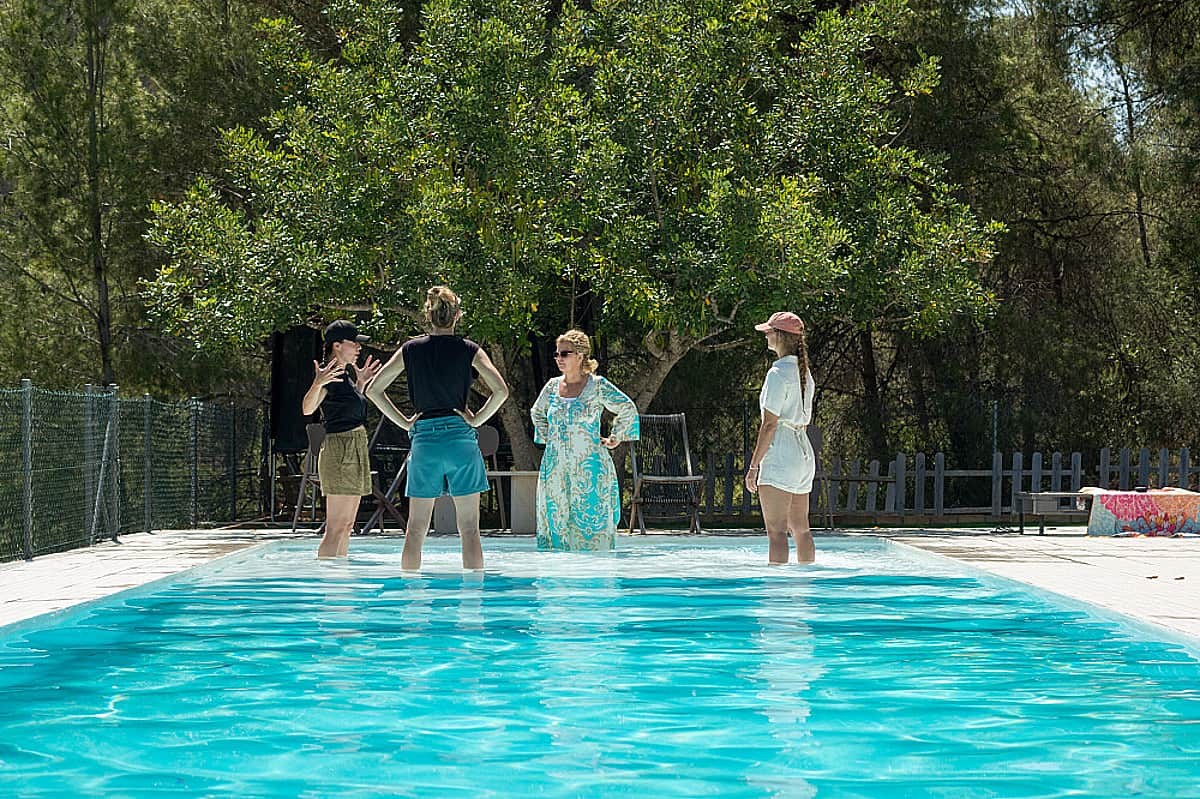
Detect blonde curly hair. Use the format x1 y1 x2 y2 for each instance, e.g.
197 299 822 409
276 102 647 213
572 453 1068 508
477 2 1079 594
558 329 599 374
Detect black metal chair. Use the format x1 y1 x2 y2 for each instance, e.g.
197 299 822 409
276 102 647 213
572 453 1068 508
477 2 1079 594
628 413 705 534
361 423 504 533
291 423 326 532
477 424 507 529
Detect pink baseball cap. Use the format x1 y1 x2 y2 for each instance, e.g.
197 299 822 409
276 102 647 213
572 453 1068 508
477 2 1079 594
754 311 805 334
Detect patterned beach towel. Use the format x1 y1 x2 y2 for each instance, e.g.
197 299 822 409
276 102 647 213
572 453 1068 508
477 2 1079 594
1085 488 1200 536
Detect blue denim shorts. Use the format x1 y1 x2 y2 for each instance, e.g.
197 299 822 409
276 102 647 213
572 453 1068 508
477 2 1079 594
405 415 490 498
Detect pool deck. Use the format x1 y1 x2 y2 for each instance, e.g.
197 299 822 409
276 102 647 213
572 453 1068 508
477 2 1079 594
2 527 1198 642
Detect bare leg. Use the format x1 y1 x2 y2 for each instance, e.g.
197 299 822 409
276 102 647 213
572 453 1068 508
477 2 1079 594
318 495 359 559
452 493 484 570
788 491 814 563
403 498 435 571
758 484 792 565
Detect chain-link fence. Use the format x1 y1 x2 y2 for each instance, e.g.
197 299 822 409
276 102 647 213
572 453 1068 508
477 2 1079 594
0 381 263 563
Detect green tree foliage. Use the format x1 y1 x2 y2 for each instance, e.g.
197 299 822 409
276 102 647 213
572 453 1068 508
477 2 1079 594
877 0 1200 465
0 0 273 393
146 0 998 465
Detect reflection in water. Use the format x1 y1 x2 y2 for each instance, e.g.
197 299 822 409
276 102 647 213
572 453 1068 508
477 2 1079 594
530 564 622 778
747 579 819 798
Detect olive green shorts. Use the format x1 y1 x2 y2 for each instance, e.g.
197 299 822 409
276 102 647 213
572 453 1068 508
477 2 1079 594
318 426 372 497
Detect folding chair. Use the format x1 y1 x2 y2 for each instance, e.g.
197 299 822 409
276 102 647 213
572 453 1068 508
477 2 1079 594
363 423 506 533
360 415 409 534
291 423 326 532
628 413 705 535
477 425 507 529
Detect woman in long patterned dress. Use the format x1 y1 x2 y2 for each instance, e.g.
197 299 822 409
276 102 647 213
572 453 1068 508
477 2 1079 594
531 330 640 551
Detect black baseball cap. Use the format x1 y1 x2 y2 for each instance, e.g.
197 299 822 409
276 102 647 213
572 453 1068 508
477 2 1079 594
323 320 370 347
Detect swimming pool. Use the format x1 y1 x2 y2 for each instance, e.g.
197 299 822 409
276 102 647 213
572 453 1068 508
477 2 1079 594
1 536 1198 798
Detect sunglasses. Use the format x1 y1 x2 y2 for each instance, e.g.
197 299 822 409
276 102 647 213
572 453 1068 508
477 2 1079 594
554 350 575 358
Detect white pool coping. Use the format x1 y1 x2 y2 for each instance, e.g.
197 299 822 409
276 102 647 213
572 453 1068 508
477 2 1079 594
2 527 1198 643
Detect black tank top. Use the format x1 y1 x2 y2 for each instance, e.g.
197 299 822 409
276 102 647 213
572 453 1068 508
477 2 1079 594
400 335 480 417
319 369 367 433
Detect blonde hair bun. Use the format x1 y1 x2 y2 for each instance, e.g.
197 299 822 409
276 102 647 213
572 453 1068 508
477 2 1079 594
424 285 461 329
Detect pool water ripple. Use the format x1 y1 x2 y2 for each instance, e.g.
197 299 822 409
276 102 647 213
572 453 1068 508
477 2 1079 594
1 537 1198 798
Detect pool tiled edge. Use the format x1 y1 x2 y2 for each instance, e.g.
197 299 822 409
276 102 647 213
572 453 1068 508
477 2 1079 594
3 528 1198 646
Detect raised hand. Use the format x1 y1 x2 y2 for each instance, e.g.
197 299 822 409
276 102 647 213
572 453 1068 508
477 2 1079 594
355 355 382 392
313 359 345 388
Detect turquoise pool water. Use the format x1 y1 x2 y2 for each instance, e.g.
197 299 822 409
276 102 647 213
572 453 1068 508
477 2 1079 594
1 537 1198 798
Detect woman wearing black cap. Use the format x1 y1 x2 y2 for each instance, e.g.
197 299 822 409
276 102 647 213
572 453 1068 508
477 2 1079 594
301 320 382 558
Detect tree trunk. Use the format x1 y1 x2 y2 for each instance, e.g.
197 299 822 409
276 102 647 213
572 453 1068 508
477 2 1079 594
859 326 888 460
491 341 541 470
625 329 694 412
86 3 114 386
1114 45 1152 272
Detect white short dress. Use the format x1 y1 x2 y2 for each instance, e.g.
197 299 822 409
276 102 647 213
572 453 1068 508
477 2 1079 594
757 356 816 495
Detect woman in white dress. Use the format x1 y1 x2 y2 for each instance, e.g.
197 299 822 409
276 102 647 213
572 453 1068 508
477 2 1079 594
744 312 816 564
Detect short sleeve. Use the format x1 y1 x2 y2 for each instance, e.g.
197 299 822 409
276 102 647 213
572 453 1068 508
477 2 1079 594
760 368 788 416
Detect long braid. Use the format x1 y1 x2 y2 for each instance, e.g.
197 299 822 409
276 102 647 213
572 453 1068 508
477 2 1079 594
795 327 809 403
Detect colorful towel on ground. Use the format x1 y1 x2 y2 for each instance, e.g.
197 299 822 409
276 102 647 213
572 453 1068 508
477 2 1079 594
1084 488 1200 536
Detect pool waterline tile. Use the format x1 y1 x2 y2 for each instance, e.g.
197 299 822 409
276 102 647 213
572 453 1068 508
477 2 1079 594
1 527 1198 645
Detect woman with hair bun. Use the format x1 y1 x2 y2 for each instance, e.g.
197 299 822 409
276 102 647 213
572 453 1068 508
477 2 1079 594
366 286 509 570
530 329 639 551
744 311 816 564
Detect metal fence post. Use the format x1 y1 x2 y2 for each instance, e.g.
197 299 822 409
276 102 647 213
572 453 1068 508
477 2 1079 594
190 397 199 528
20 378 33 561
83 384 95 547
144 394 153 533
110 386 121 541
229 402 238 522
264 403 274 520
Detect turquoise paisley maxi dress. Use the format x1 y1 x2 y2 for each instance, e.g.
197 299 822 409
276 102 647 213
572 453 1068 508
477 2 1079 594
531 375 640 551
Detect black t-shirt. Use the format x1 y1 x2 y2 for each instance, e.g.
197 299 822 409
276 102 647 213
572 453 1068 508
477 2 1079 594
400 335 480 416
320 369 367 433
